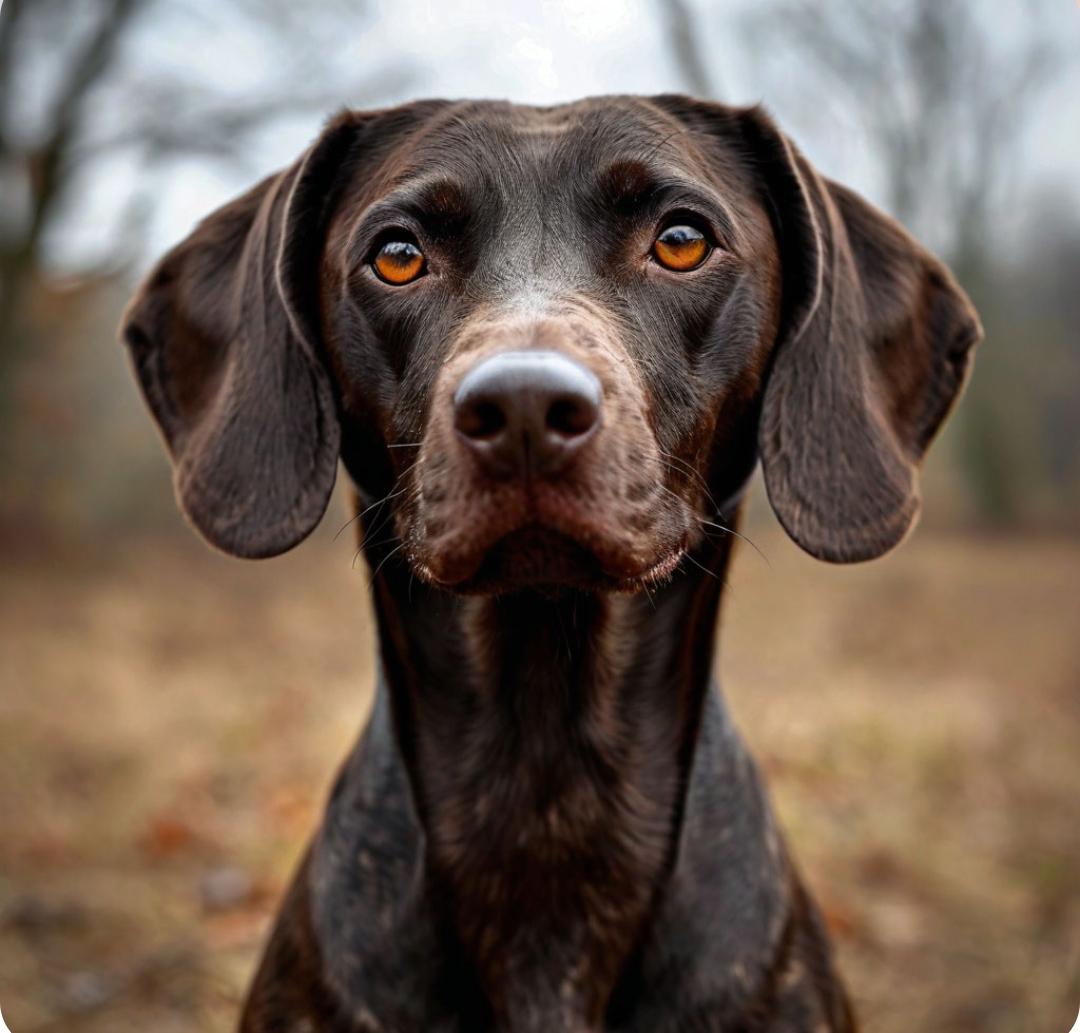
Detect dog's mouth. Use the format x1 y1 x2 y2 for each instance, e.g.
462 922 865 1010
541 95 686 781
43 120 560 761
404 477 693 593
421 524 686 594
461 526 603 592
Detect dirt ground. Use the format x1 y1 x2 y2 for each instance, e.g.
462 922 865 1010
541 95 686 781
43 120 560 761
1 508 1078 1033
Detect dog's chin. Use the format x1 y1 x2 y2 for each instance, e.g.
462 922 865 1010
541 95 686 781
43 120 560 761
414 526 684 596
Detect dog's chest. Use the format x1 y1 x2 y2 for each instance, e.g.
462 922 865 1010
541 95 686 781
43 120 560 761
248 692 841 1033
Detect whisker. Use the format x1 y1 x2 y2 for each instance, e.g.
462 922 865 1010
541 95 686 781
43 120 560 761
335 485 404 542
360 503 401 550
657 450 725 515
334 457 422 542
358 526 407 556
681 550 720 581
655 482 685 506
367 541 407 587
651 451 768 567
698 517 770 567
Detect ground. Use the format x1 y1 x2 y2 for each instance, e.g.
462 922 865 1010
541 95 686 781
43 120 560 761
1 504 1078 1033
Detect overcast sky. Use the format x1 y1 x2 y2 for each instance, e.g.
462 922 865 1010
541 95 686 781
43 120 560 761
39 0 1080 272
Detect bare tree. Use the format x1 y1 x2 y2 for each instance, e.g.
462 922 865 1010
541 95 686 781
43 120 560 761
0 0 409 470
740 0 1059 267
655 0 1068 523
1 0 139 348
656 0 720 99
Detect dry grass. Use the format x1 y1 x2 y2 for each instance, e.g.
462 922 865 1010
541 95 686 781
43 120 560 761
1 508 1078 1032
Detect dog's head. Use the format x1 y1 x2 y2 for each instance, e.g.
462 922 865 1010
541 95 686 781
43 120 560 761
122 97 980 591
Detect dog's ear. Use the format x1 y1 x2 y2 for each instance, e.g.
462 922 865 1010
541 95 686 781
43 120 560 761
738 106 982 562
121 112 363 558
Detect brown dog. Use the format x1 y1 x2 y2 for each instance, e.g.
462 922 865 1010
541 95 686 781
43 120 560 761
122 96 980 1032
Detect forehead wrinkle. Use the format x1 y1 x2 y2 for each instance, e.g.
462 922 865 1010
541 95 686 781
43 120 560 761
545 105 709 196
610 98 747 193
555 101 689 162
654 173 737 237
376 173 472 219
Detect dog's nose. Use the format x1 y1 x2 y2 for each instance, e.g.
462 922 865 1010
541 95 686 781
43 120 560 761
453 350 602 478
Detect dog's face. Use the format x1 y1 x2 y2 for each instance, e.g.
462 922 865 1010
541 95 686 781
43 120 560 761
322 99 782 590
122 97 980 591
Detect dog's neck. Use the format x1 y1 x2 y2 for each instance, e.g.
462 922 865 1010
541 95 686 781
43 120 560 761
364 519 738 1031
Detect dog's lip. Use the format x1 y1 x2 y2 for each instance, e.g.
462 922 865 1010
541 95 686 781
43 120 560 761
613 545 686 590
414 522 687 593
408 475 693 590
416 523 593 588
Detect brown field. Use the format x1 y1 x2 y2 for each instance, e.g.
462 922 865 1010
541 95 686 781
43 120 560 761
1 506 1078 1033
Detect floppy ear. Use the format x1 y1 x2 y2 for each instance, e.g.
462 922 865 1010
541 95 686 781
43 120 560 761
740 107 983 562
121 112 363 558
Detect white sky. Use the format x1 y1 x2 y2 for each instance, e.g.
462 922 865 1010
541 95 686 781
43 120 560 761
29 0 1080 273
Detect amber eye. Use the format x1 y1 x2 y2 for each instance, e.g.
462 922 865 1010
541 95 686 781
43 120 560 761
652 224 709 271
373 240 426 285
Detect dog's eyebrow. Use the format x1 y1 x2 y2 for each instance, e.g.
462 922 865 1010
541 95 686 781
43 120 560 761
598 159 665 213
368 176 472 234
596 158 737 240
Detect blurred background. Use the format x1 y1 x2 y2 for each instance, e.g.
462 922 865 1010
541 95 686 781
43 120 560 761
1 1 1078 1030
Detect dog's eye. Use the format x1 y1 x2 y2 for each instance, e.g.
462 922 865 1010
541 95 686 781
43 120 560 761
652 225 709 272
373 240 426 285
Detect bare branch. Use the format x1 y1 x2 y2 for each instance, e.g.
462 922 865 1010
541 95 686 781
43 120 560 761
742 0 1065 254
656 0 719 99
0 0 31 151
19 0 147 262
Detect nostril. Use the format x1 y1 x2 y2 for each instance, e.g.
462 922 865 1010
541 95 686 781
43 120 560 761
458 399 506 440
547 395 598 438
453 350 603 477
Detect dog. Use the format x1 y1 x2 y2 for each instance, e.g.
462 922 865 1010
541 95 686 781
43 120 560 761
122 96 980 1032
